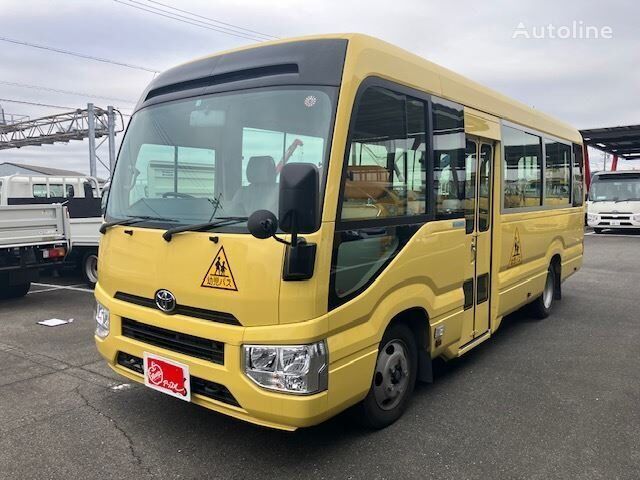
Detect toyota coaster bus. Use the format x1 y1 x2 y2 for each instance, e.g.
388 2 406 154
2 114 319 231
587 170 640 233
95 34 585 430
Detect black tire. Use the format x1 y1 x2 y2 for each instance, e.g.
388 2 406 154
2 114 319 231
0 282 31 299
356 323 418 429
80 250 99 287
529 265 555 319
593 228 604 234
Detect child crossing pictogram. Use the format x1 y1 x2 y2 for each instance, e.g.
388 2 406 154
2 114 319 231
509 228 522 267
201 246 238 291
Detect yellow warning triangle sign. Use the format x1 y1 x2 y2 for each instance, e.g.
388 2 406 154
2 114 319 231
201 246 238 291
509 228 522 267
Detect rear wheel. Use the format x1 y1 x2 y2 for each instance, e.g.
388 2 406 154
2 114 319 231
593 228 604 234
530 265 555 319
0 282 31 299
356 323 417 429
80 250 98 287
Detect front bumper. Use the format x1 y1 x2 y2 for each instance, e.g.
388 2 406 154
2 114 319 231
94 285 377 430
587 214 640 229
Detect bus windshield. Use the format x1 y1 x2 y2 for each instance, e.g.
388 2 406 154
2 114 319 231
106 86 336 229
589 174 640 202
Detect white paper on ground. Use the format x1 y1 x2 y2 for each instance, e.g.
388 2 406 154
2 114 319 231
37 318 70 327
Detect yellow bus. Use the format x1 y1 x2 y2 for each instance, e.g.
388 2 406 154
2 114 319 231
95 34 585 430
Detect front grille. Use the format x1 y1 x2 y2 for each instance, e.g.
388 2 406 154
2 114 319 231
115 292 241 326
600 215 632 220
121 318 224 364
116 352 239 407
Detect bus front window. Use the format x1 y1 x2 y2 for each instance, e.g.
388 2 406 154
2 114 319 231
107 87 336 230
589 176 640 202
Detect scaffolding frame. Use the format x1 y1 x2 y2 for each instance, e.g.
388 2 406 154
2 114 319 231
0 104 124 176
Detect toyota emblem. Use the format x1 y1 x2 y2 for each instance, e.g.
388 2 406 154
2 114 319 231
155 289 176 313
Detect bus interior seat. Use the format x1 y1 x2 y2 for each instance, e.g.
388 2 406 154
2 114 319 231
230 155 278 216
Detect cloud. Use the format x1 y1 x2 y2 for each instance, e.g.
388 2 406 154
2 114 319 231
1 0 638 175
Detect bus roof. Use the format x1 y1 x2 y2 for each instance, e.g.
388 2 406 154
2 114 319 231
145 33 583 144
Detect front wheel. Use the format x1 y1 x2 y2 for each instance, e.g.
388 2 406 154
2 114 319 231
356 323 417 429
593 228 604 234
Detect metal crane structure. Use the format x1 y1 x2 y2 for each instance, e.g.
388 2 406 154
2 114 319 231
0 104 124 177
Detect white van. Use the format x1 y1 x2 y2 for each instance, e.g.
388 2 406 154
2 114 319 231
0 174 103 285
587 171 640 233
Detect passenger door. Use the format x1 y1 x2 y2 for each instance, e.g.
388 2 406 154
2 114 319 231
461 136 494 345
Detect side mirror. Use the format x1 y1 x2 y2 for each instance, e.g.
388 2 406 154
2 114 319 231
247 209 279 239
279 163 319 240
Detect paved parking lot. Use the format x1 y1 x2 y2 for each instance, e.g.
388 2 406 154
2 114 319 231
1 232 638 480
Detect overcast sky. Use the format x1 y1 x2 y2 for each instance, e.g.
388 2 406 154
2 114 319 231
0 0 638 177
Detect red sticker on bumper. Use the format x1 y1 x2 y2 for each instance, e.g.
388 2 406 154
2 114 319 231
143 353 191 402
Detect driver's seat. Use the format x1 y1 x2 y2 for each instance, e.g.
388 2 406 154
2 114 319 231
231 156 278 216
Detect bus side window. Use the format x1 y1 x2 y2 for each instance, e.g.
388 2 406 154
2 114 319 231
503 126 542 209
332 86 429 305
572 143 584 206
544 139 570 205
340 87 427 221
432 97 466 220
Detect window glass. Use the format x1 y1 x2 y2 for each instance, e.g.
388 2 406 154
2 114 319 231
432 98 466 218
106 87 335 228
82 180 95 198
33 184 47 198
478 143 492 231
340 87 427 221
65 184 75 198
49 184 64 197
133 144 216 201
503 126 542 208
545 139 570 205
572 144 584 206
334 229 399 298
332 225 417 301
464 140 477 233
241 128 325 186
588 174 640 202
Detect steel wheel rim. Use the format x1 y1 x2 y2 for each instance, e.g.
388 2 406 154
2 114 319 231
373 339 410 411
543 271 553 309
86 255 98 284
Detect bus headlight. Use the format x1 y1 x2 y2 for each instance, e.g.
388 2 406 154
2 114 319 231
587 213 599 223
243 341 328 394
95 301 110 339
633 214 640 222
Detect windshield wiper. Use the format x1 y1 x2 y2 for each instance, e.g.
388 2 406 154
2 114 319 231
615 198 640 203
162 216 249 242
100 215 179 234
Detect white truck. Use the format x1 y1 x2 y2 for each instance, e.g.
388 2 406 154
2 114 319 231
0 203 71 298
587 170 640 233
0 174 103 285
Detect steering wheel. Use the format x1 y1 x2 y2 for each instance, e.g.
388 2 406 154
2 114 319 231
161 192 194 199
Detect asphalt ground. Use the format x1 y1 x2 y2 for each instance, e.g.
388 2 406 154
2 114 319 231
0 230 638 479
